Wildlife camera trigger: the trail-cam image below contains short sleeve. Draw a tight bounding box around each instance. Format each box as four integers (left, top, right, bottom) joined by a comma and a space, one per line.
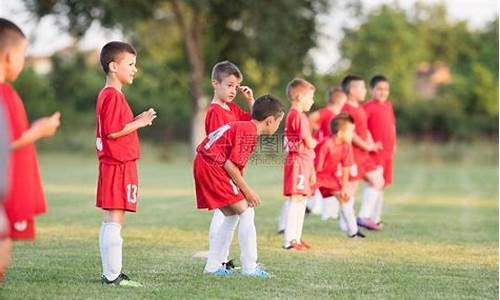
205, 108, 227, 135
100, 92, 126, 136
230, 103, 251, 121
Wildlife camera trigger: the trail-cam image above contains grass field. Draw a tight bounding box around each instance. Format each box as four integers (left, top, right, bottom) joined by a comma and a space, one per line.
0, 142, 498, 299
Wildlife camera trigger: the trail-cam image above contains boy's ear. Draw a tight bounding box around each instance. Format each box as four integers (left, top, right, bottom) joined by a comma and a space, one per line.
211, 80, 219, 89
108, 61, 118, 73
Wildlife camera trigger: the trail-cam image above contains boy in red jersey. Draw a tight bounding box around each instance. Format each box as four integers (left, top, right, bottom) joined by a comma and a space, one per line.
363, 75, 396, 226
306, 86, 346, 219
194, 95, 284, 278
315, 113, 365, 238
281, 78, 317, 250
96, 41, 157, 287
204, 61, 255, 270
0, 18, 61, 281
340, 75, 384, 231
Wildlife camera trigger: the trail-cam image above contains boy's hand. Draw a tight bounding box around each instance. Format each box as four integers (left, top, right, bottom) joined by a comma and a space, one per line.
31, 112, 61, 139
245, 189, 261, 208
136, 108, 157, 127
310, 170, 317, 186
239, 86, 254, 104
339, 187, 351, 202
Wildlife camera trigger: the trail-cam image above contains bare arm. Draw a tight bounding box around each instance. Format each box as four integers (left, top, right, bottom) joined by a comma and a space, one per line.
224, 159, 260, 207
352, 133, 374, 152
107, 108, 157, 139
12, 112, 61, 150
303, 136, 317, 149
308, 111, 320, 132
239, 86, 255, 116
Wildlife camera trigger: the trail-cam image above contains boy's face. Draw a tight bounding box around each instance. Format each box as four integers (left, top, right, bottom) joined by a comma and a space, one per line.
338, 122, 355, 144
212, 75, 241, 103
262, 113, 284, 135
371, 81, 390, 101
349, 80, 366, 102
332, 93, 347, 107
298, 88, 315, 112
109, 52, 137, 85
4, 38, 27, 82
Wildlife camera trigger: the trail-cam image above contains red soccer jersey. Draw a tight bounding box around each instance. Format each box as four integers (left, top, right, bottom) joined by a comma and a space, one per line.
341, 102, 369, 143
284, 108, 315, 161
363, 99, 396, 159
205, 102, 251, 135
197, 121, 257, 172
0, 83, 46, 222
313, 107, 336, 142
315, 138, 354, 180
96, 87, 140, 164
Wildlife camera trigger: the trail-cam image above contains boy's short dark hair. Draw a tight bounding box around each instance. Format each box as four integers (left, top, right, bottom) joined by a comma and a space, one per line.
252, 94, 284, 121
0, 18, 26, 51
211, 60, 243, 82
286, 78, 315, 101
330, 112, 354, 135
341, 75, 364, 94
100, 41, 137, 74
370, 75, 389, 89
327, 86, 345, 104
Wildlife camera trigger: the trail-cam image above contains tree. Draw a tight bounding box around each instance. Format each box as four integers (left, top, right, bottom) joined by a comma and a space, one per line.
24, 0, 327, 151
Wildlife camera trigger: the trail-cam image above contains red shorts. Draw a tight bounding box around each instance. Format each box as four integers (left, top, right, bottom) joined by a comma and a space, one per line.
315, 174, 341, 198
350, 148, 377, 181
8, 218, 35, 240
96, 161, 139, 212
193, 155, 245, 210
371, 154, 393, 187
283, 155, 314, 197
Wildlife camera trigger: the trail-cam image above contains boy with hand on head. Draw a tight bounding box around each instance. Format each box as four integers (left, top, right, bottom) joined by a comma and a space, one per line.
363, 75, 396, 227
314, 113, 365, 238
0, 18, 61, 281
340, 75, 384, 231
96, 41, 157, 287
204, 60, 255, 271
194, 95, 284, 278
280, 78, 317, 250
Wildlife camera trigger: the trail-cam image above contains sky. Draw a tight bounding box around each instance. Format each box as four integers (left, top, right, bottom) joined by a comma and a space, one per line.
0, 0, 498, 73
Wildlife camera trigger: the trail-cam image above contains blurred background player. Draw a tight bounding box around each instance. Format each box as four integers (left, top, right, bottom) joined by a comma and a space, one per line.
314, 113, 365, 238
280, 78, 317, 250
194, 95, 284, 278
204, 60, 255, 271
340, 75, 384, 232
96, 41, 157, 287
0, 18, 61, 281
363, 75, 396, 227
307, 86, 347, 219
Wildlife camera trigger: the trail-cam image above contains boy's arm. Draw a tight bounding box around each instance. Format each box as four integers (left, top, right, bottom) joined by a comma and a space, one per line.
224, 160, 261, 207
11, 112, 61, 150
340, 166, 351, 201
303, 136, 317, 149
107, 108, 157, 139
352, 133, 377, 152
239, 86, 255, 115
308, 111, 320, 131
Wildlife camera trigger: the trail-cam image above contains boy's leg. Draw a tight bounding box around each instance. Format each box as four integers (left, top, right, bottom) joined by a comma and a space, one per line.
372, 190, 384, 224
341, 181, 359, 236
321, 196, 338, 221
309, 189, 322, 215
358, 169, 384, 219
205, 212, 239, 273
100, 210, 125, 281
0, 238, 12, 281
238, 207, 257, 273
208, 209, 234, 263
284, 198, 299, 247
294, 195, 307, 243
277, 201, 289, 233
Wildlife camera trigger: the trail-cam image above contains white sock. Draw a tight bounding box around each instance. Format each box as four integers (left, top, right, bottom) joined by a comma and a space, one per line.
339, 210, 348, 232
371, 191, 384, 223
277, 201, 289, 232
239, 208, 257, 273
101, 222, 123, 281
311, 190, 323, 215
98, 222, 106, 275
204, 214, 238, 272
296, 198, 307, 243
284, 199, 299, 246
341, 197, 358, 236
359, 186, 380, 219
331, 197, 340, 219
209, 209, 231, 262
321, 196, 336, 221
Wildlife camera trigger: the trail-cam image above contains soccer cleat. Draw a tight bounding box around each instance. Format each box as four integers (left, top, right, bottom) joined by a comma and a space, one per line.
203, 267, 236, 277
377, 221, 385, 230
241, 267, 271, 278
305, 207, 311, 215
222, 259, 238, 271
349, 231, 366, 238
283, 240, 304, 251
357, 217, 380, 231
300, 240, 311, 249
277, 229, 285, 235
101, 273, 143, 287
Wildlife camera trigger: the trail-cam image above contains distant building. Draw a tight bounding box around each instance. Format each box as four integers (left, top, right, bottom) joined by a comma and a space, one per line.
26, 47, 99, 75
415, 62, 452, 99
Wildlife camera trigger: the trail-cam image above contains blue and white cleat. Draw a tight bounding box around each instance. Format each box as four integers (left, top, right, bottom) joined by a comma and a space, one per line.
203, 267, 236, 277
241, 267, 271, 278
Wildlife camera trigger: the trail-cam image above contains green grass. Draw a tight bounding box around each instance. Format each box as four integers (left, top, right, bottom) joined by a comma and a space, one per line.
0, 143, 498, 299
